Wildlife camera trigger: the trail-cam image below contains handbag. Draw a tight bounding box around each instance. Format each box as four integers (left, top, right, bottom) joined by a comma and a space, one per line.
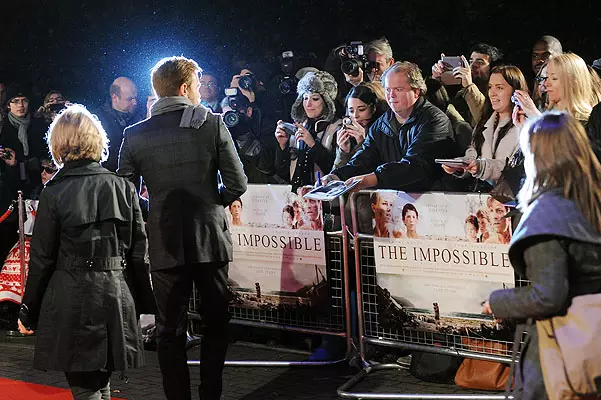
489, 150, 524, 204
454, 338, 512, 391
536, 293, 601, 400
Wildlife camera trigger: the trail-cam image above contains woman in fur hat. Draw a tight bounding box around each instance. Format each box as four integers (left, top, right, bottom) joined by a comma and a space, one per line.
274, 71, 342, 191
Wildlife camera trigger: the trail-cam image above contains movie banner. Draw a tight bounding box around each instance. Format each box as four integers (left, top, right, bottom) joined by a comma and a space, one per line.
225, 184, 327, 311
371, 191, 515, 335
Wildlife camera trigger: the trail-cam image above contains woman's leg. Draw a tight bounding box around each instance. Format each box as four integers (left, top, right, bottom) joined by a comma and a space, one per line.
64, 371, 111, 400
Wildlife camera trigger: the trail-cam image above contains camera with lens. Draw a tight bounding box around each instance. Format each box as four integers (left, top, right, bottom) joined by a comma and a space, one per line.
238, 73, 258, 93
278, 50, 299, 95
337, 41, 377, 78
222, 88, 251, 130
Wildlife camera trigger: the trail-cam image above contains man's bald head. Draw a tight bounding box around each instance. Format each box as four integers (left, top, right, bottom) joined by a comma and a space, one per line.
110, 76, 138, 114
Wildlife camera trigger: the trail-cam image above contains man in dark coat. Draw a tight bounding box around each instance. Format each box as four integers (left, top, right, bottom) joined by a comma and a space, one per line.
118, 56, 247, 400
325, 61, 457, 192
96, 77, 142, 172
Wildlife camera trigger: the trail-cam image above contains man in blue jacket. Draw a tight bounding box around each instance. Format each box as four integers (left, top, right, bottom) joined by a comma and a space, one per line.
325, 61, 457, 192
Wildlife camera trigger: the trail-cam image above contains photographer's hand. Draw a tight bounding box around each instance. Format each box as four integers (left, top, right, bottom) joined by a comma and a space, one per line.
344, 70, 363, 87
453, 56, 473, 88
431, 53, 446, 80
295, 123, 315, 148
346, 121, 366, 145
2, 148, 17, 167
230, 75, 256, 103
336, 128, 351, 153
275, 120, 289, 150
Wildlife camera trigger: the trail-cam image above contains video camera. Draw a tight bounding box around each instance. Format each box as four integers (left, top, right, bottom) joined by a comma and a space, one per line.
222, 88, 251, 129
278, 50, 298, 95
336, 41, 377, 78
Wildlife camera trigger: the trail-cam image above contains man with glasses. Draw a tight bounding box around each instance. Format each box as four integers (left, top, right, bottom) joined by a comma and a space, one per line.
199, 72, 222, 112
431, 43, 503, 126
324, 62, 456, 192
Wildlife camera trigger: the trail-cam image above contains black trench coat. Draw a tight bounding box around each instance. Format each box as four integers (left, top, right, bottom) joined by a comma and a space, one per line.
19, 160, 156, 372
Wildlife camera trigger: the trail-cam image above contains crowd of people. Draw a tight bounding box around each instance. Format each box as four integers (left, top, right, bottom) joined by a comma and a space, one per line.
1, 33, 601, 399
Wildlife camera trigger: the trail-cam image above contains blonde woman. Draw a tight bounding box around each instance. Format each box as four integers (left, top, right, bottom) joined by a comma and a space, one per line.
513, 52, 601, 125
482, 111, 601, 399
17, 105, 155, 399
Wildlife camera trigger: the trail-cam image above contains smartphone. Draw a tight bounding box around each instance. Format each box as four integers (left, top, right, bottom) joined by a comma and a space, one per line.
279, 122, 297, 136
440, 56, 463, 86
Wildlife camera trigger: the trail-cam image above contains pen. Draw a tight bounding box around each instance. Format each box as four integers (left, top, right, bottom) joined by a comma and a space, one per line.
316, 171, 322, 187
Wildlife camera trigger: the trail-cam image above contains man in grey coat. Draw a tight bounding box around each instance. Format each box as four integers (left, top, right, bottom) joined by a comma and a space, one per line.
118, 56, 247, 400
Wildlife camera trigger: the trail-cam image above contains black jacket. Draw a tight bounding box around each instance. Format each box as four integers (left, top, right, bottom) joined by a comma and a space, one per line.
332, 97, 457, 191
118, 107, 247, 270
588, 102, 601, 162
19, 160, 155, 372
96, 104, 143, 172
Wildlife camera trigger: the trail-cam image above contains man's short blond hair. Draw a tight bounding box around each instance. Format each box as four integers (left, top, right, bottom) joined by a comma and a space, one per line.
47, 104, 109, 167
151, 56, 202, 97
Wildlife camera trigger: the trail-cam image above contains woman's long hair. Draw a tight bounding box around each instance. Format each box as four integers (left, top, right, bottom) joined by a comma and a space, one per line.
518, 111, 601, 234
546, 53, 601, 122
472, 65, 529, 155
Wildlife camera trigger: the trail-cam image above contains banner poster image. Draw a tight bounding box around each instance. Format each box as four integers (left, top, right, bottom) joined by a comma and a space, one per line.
225, 184, 327, 311
371, 191, 515, 339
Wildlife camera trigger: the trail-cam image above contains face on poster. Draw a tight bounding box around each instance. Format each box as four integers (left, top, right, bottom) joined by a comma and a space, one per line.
225, 184, 328, 310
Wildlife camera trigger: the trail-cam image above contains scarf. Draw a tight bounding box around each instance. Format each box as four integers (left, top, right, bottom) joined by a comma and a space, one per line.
150, 96, 193, 117
8, 113, 31, 156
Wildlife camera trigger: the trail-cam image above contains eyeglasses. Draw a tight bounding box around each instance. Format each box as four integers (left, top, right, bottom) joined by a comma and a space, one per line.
535, 76, 548, 83
199, 82, 217, 88
9, 98, 29, 105
42, 166, 57, 174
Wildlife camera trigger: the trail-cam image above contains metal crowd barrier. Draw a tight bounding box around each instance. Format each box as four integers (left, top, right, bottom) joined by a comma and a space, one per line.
187, 195, 354, 367
337, 190, 527, 399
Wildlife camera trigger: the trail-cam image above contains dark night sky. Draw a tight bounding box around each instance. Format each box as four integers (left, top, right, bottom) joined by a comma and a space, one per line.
2, 0, 599, 108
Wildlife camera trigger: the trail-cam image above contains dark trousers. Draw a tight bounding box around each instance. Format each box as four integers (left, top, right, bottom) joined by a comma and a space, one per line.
152, 263, 231, 400
64, 370, 111, 400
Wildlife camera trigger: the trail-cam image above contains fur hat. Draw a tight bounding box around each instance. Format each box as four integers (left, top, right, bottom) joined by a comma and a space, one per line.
290, 70, 337, 123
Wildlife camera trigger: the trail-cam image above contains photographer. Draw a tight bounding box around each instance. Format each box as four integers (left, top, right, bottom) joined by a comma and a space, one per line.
221, 89, 280, 184
35, 90, 70, 124
274, 70, 342, 191
340, 38, 395, 87
262, 51, 305, 123
431, 43, 503, 126
334, 82, 388, 169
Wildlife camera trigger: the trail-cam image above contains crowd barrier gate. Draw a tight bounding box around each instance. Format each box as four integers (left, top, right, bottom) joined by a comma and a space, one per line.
187, 194, 354, 367
337, 190, 528, 399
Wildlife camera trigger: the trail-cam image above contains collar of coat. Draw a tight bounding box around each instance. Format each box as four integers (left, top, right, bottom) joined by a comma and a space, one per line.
376, 97, 426, 137
47, 159, 113, 186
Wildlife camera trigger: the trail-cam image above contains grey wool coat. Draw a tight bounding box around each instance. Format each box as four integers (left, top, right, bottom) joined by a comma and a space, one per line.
489, 190, 601, 400
20, 160, 156, 372
118, 105, 247, 270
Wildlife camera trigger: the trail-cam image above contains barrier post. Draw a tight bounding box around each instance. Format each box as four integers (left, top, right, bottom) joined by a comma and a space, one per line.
17, 191, 26, 286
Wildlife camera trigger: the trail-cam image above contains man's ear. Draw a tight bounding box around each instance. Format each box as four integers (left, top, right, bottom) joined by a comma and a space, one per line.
177, 82, 189, 97
246, 106, 253, 118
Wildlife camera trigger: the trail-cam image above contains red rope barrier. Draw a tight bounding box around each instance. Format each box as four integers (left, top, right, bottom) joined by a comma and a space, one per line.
0, 203, 15, 223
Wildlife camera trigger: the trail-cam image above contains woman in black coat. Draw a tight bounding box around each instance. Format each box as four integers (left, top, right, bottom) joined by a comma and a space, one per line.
482, 111, 601, 399
17, 104, 156, 399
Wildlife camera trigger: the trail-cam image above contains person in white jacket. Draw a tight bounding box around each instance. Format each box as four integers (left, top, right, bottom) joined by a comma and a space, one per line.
442, 65, 528, 186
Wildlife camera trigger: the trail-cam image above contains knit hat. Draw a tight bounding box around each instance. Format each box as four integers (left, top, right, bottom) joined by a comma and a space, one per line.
290, 70, 337, 123
4, 84, 30, 106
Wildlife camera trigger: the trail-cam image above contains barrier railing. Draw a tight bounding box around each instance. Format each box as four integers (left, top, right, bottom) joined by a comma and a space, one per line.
338, 190, 527, 399
187, 194, 354, 367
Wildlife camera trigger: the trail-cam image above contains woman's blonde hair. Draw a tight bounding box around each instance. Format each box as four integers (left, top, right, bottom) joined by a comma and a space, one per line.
518, 111, 601, 234
46, 104, 109, 167
547, 53, 601, 121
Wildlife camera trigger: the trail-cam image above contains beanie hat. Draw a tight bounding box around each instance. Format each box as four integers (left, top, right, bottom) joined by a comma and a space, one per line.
4, 84, 30, 106
290, 70, 338, 123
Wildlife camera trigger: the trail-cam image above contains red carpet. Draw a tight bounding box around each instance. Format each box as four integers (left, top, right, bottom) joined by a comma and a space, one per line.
0, 377, 126, 399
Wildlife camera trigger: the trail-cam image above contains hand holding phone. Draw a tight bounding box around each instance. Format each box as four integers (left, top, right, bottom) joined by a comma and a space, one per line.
440, 56, 463, 85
